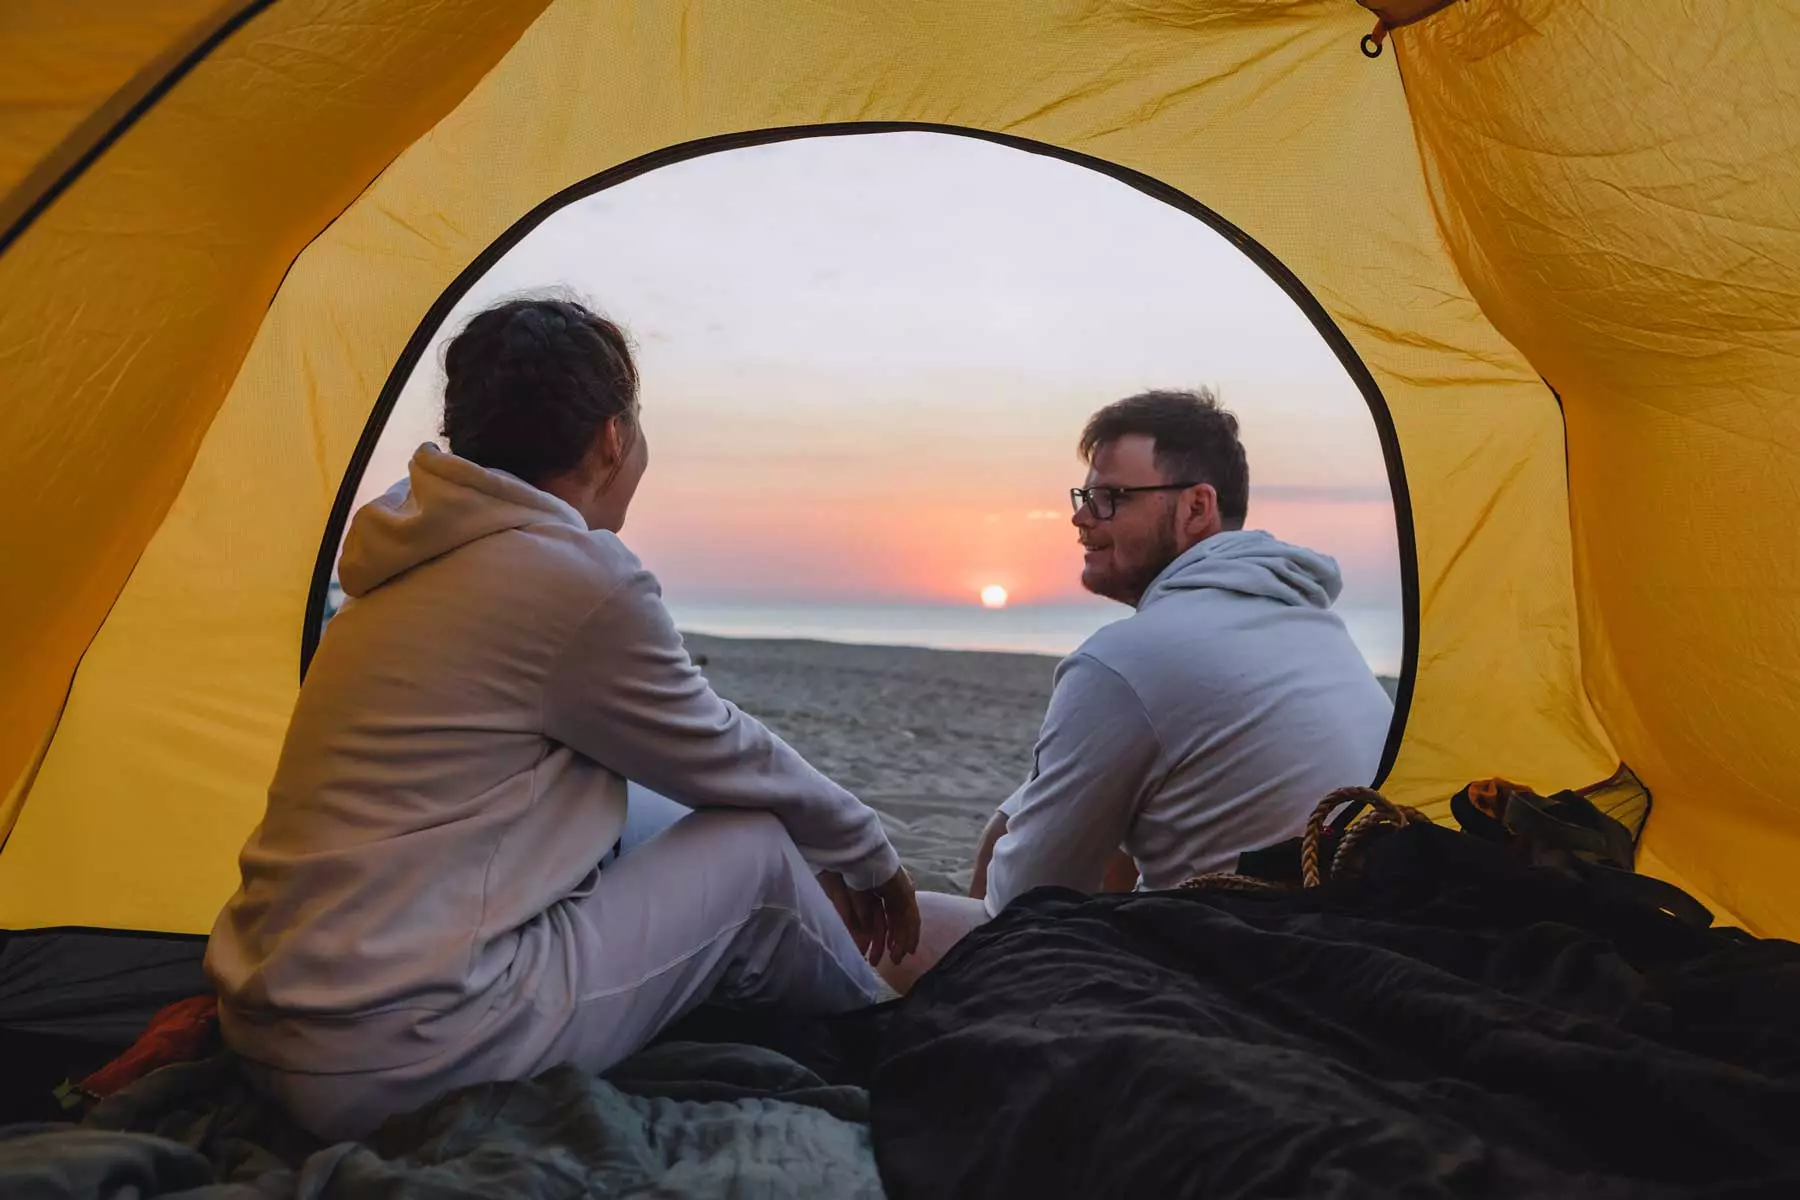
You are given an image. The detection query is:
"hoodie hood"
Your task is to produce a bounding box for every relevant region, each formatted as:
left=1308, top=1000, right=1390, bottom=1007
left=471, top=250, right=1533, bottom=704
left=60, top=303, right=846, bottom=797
left=338, top=444, right=586, bottom=597
left=1138, top=529, right=1343, bottom=612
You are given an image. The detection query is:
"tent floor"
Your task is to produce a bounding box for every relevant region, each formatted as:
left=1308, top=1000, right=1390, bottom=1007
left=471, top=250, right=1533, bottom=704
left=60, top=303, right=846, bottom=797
left=0, top=1028, right=118, bottom=1124
left=0, top=928, right=208, bottom=1124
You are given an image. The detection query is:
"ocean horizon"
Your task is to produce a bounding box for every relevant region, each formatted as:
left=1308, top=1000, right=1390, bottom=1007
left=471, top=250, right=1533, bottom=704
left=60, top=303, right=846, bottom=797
left=667, top=600, right=1405, bottom=677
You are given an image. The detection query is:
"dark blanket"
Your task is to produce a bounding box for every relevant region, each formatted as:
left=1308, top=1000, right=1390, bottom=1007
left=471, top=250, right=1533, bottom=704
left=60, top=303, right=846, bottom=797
left=870, top=823, right=1800, bottom=1199
left=0, top=1041, right=881, bottom=1199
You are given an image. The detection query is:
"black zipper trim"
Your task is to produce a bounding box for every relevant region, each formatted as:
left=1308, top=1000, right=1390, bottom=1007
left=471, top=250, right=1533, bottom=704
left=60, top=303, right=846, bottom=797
left=0, top=0, right=281, bottom=259
left=300, top=122, right=1421, bottom=788
left=0, top=926, right=207, bottom=944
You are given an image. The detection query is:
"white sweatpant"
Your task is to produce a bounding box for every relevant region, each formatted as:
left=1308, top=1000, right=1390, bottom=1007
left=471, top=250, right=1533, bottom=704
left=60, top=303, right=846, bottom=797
left=247, top=790, right=888, bottom=1139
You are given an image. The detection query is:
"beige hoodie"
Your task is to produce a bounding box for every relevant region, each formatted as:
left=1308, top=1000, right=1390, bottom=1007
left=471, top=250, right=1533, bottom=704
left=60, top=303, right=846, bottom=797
left=206, top=444, right=897, bottom=1073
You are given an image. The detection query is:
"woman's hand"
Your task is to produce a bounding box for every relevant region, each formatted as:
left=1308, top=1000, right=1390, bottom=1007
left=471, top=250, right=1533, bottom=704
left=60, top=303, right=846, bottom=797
left=817, top=865, right=921, bottom=968
left=816, top=870, right=871, bottom=959
left=865, top=865, right=920, bottom=968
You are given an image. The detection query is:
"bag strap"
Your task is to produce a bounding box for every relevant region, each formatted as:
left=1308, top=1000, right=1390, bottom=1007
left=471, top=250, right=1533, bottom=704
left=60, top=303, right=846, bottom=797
left=1576, top=863, right=1715, bottom=928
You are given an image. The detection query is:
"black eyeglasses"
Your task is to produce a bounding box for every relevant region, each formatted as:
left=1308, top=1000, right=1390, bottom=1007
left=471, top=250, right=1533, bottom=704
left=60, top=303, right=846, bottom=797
left=1070, top=483, right=1201, bottom=521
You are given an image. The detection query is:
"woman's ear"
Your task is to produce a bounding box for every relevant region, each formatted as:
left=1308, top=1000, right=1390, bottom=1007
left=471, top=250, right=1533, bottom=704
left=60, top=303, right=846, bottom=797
left=595, top=413, right=635, bottom=492
left=603, top=414, right=624, bottom=464
left=586, top=413, right=624, bottom=469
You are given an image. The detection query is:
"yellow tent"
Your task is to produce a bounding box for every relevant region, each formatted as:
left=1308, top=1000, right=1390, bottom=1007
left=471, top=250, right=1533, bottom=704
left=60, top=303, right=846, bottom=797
left=2, top=0, right=1796, bottom=982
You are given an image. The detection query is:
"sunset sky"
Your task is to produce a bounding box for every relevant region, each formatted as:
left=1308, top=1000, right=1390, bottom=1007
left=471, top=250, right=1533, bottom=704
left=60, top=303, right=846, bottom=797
left=355, top=132, right=1402, bottom=652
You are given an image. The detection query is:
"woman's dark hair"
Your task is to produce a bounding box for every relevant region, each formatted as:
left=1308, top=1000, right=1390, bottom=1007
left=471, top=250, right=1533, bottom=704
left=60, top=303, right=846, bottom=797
left=441, top=297, right=639, bottom=485
left=1079, top=388, right=1250, bottom=529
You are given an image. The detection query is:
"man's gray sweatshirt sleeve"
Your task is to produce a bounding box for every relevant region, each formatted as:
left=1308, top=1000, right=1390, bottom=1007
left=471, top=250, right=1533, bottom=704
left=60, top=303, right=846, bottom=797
left=541, top=568, right=900, bottom=891
left=984, top=651, right=1161, bottom=916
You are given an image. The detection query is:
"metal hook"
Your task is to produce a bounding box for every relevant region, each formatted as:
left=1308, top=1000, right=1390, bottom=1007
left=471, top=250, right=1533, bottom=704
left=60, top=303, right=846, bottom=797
left=1359, top=0, right=1464, bottom=58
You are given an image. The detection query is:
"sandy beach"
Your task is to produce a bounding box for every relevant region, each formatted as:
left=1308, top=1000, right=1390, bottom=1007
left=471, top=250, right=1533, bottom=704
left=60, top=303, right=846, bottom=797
left=685, top=632, right=1057, bottom=894
left=686, top=631, right=1400, bottom=895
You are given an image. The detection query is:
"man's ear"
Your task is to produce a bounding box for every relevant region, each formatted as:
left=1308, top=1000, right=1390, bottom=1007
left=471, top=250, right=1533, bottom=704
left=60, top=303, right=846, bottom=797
left=1187, top=483, right=1221, bottom=533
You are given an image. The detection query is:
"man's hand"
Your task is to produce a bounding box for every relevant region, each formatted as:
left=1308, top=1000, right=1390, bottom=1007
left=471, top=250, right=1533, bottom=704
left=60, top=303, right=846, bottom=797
left=972, top=809, right=1136, bottom=902
left=968, top=810, right=1009, bottom=901
left=817, top=865, right=921, bottom=968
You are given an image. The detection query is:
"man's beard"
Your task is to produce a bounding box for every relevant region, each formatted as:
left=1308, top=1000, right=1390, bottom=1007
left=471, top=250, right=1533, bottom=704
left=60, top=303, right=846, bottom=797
left=1092, top=511, right=1181, bottom=608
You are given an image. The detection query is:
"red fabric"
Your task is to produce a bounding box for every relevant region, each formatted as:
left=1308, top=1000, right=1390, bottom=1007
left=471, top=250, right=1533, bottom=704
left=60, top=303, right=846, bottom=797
left=79, top=994, right=219, bottom=1099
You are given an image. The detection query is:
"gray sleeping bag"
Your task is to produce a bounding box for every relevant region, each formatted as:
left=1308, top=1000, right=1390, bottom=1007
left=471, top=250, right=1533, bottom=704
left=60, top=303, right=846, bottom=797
left=0, top=1042, right=882, bottom=1199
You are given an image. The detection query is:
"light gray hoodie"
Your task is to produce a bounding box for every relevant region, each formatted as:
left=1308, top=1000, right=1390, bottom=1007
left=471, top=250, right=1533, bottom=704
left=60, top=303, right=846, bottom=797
left=206, top=445, right=898, bottom=1074
left=985, top=530, right=1394, bottom=915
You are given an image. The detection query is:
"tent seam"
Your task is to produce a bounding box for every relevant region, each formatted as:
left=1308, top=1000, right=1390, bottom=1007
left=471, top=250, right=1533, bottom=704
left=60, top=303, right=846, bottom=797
left=0, top=0, right=282, bottom=259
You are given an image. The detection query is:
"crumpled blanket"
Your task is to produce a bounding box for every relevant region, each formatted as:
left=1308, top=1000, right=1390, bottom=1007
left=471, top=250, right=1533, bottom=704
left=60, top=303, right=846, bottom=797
left=0, top=1041, right=882, bottom=1199
left=869, top=822, right=1800, bottom=1199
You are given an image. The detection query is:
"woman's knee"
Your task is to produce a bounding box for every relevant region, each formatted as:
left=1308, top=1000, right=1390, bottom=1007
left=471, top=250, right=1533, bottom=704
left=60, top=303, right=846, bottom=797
left=699, top=807, right=784, bottom=845
left=690, top=809, right=812, bottom=889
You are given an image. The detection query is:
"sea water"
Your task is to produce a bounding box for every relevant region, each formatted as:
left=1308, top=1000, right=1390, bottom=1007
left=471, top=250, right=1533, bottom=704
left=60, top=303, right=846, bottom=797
left=667, top=600, right=1405, bottom=678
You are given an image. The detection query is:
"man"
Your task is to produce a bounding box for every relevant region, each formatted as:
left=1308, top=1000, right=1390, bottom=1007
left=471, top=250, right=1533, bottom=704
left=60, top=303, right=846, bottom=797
left=881, top=389, right=1392, bottom=991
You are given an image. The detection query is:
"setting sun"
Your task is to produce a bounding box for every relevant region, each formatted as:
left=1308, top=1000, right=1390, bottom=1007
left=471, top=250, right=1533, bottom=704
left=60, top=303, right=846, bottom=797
left=980, top=584, right=1010, bottom=609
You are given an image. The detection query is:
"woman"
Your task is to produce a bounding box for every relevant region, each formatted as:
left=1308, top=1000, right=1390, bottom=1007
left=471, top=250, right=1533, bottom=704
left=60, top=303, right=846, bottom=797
left=206, top=297, right=918, bottom=1139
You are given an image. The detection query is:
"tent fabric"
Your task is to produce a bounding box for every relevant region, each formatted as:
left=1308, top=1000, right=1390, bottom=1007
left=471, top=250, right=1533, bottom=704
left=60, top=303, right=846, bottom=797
left=0, top=0, right=556, bottom=876
left=0, top=1, right=240, bottom=236
left=0, top=1, right=1789, bottom=936
left=1399, top=0, right=1800, bottom=937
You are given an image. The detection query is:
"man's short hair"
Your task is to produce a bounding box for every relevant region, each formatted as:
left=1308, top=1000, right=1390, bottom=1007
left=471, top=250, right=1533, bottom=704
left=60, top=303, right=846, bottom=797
left=1079, top=388, right=1249, bottom=529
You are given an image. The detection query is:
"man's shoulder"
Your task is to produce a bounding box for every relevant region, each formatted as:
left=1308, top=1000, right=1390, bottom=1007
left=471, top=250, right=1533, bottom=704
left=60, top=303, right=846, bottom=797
left=1070, top=605, right=1190, bottom=679
left=1064, top=595, right=1252, bottom=709
left=1047, top=622, right=1161, bottom=718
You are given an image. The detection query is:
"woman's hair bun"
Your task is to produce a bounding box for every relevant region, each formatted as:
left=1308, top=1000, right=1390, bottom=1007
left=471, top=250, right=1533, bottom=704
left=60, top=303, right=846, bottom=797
left=441, top=296, right=639, bottom=485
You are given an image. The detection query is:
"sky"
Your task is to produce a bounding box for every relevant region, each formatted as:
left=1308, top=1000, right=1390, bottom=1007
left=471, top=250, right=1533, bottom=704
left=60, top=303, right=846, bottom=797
left=355, top=131, right=1402, bottom=629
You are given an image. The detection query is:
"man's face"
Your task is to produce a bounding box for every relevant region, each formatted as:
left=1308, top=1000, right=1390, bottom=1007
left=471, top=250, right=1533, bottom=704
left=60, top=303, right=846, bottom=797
left=1073, top=434, right=1183, bottom=607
